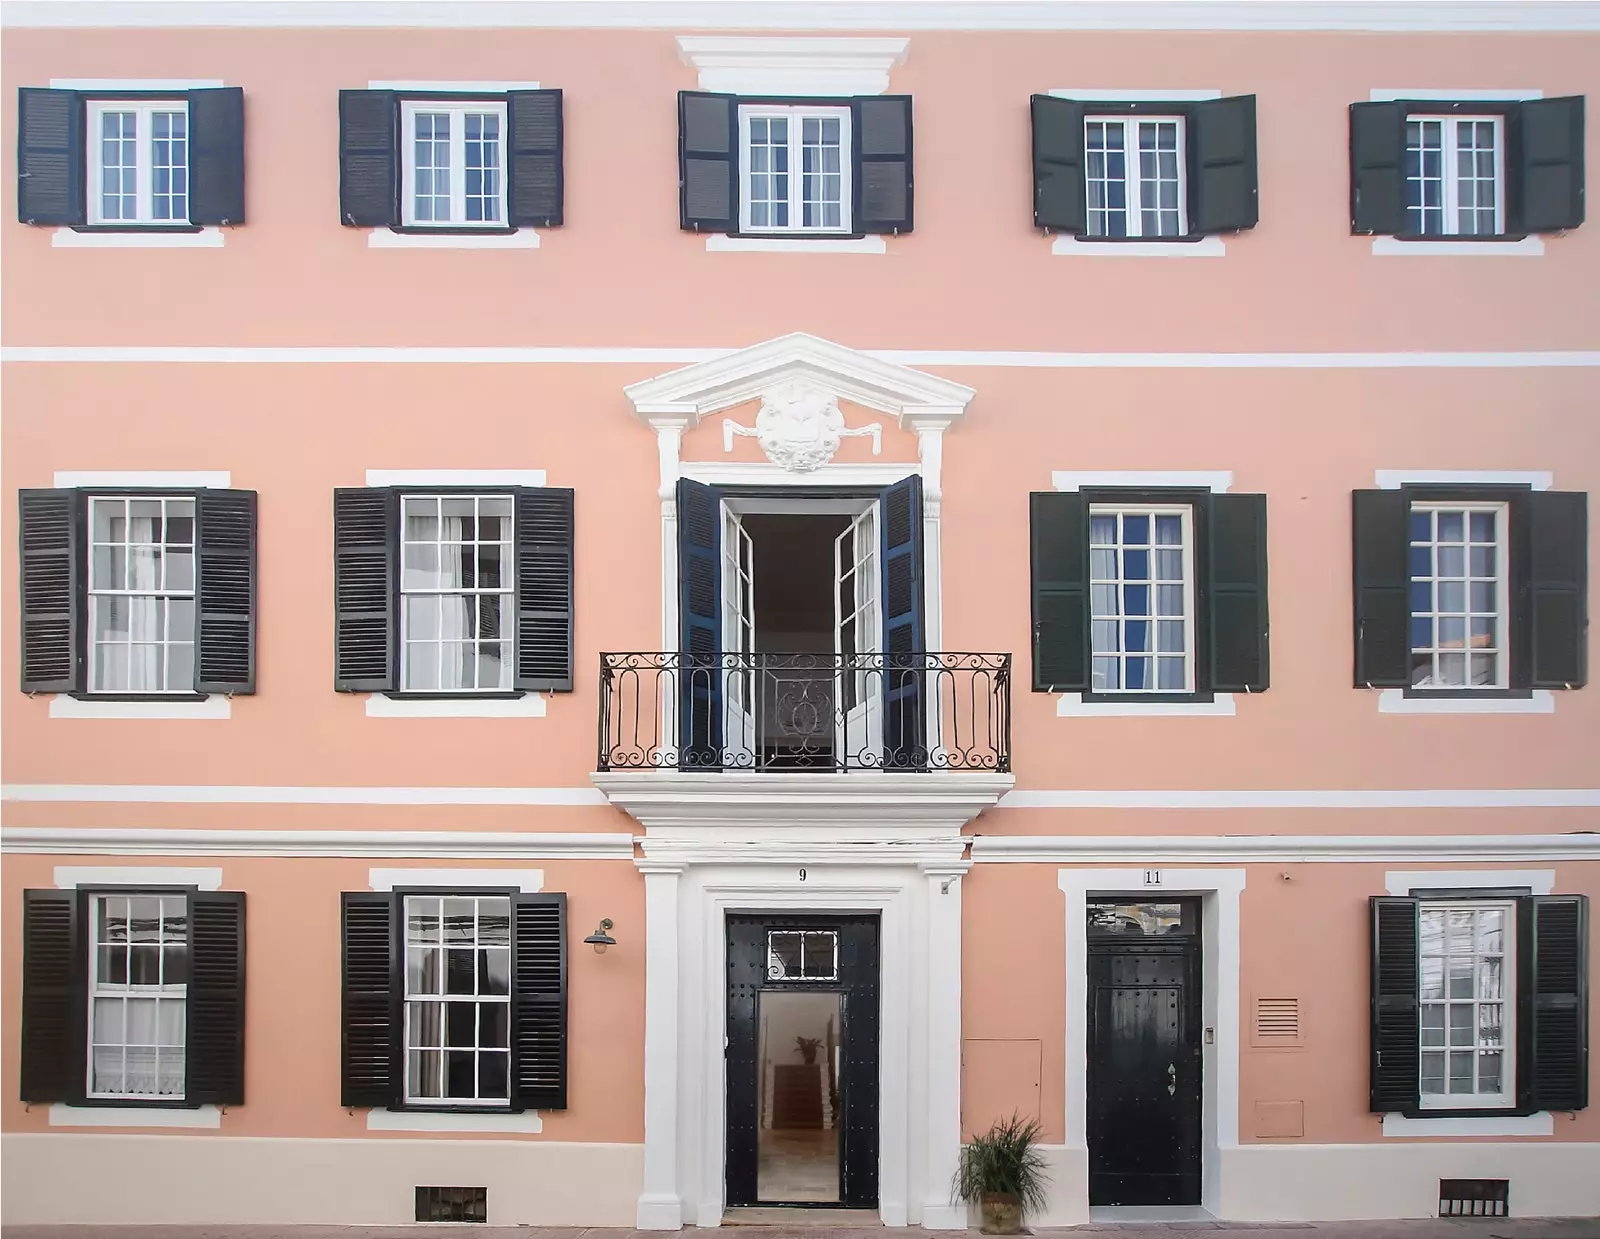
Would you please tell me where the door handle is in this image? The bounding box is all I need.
[1167,1062,1176,1096]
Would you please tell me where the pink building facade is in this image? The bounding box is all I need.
[2,0,1597,1228]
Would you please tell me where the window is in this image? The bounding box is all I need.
[1089,505,1194,692]
[1404,114,1503,237]
[89,893,188,1099]
[87,496,196,694]
[1408,503,1508,689]
[1418,901,1514,1108]
[403,895,511,1106]
[739,105,851,234]
[767,930,839,981]
[401,101,507,227]
[1085,115,1185,238]
[400,494,515,693]
[88,100,189,226]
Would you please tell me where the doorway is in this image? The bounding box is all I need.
[1085,899,1203,1207]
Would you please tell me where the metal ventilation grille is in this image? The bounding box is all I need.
[1440,1179,1508,1218]
[1252,996,1302,1046]
[416,1186,487,1223]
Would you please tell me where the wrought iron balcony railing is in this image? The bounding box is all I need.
[598,651,1011,773]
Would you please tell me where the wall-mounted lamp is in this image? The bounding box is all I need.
[583,918,617,954]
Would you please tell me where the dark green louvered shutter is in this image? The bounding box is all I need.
[507,89,563,227]
[1525,895,1589,1112]
[17,87,84,226]
[186,890,246,1106]
[194,489,257,694]
[679,91,737,232]
[333,488,398,692]
[1189,94,1258,234]
[511,892,567,1111]
[1031,94,1086,234]
[338,89,399,227]
[1352,489,1410,687]
[1030,490,1087,692]
[514,487,575,692]
[853,95,914,234]
[21,889,83,1104]
[1517,96,1585,234]
[1522,490,1588,689]
[18,489,84,694]
[1349,101,1406,235]
[1370,896,1421,1113]
[1207,493,1269,692]
[341,892,399,1108]
[188,87,246,225]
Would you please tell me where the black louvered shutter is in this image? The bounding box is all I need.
[511,892,567,1111]
[195,489,257,694]
[679,91,737,232]
[1030,491,1087,692]
[341,892,399,1108]
[333,488,397,692]
[1349,101,1406,235]
[1352,489,1411,687]
[879,475,925,768]
[507,89,563,227]
[18,488,84,694]
[17,87,84,226]
[338,89,399,227]
[1526,895,1589,1112]
[1517,96,1585,234]
[1370,896,1421,1113]
[677,478,723,767]
[188,87,246,225]
[1031,94,1086,234]
[1189,94,1258,234]
[514,487,574,692]
[853,95,914,234]
[21,889,83,1103]
[1522,490,1588,688]
[186,891,246,1106]
[1207,493,1269,692]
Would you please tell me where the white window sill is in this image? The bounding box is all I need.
[1378,690,1555,715]
[367,1107,542,1133]
[1057,693,1237,717]
[365,694,548,718]
[706,234,886,254]
[53,228,225,249]
[1372,236,1544,257]
[1383,1111,1552,1138]
[1053,236,1226,258]
[48,695,231,720]
[368,230,540,249]
[49,1104,221,1129]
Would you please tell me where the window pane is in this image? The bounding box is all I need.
[409,1000,442,1048]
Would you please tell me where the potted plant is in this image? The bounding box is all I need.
[953,1113,1050,1235]
[795,1035,822,1065]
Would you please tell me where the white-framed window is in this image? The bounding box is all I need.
[400,100,508,227]
[87,99,190,226]
[767,930,839,981]
[738,104,852,234]
[1405,114,1505,237]
[1409,502,1509,689]
[400,494,515,693]
[403,894,511,1106]
[1089,505,1195,692]
[1418,901,1515,1108]
[88,496,196,694]
[1085,115,1186,239]
[88,893,187,1099]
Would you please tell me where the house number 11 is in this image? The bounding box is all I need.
[1144,869,1162,886]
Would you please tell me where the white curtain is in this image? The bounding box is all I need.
[127,512,163,691]
[439,512,473,690]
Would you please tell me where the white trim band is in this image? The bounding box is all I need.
[1374,468,1553,490]
[1385,868,1555,895]
[54,865,223,890]
[3,784,607,806]
[678,35,908,96]
[1369,88,1543,102]
[975,837,1597,863]
[1378,689,1555,714]
[1053,469,1233,492]
[364,468,548,487]
[48,77,225,89]
[1373,237,1544,257]
[369,867,545,891]
[365,694,548,718]
[1382,1111,1554,1137]
[367,229,540,249]
[367,80,541,91]
[1050,87,1222,101]
[706,235,887,253]
[5,828,635,860]
[366,1108,544,1133]
[54,469,231,487]
[49,1104,221,1129]
[1056,693,1237,717]
[1054,236,1226,257]
[52,228,225,249]
[998,788,1600,810]
[48,696,231,720]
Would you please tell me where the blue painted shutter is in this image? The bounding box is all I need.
[853,95,914,234]
[1349,101,1407,235]
[16,87,84,226]
[338,89,399,227]
[679,92,738,232]
[1031,94,1086,234]
[879,476,925,769]
[507,89,563,227]
[187,87,246,225]
[676,478,723,768]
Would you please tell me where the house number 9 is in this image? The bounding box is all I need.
[799,868,807,881]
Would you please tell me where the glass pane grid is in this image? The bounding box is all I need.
[1137,120,1182,237]
[88,496,197,693]
[799,115,843,229]
[404,895,512,1105]
[1407,115,1500,237]
[746,114,791,230]
[1089,507,1190,692]
[1408,505,1503,689]
[1404,118,1445,235]
[99,111,138,221]
[1419,904,1509,1101]
[766,930,839,981]
[1455,118,1498,236]
[150,110,188,221]
[1085,119,1128,238]
[414,112,452,223]
[464,112,501,223]
[90,894,187,1098]
[401,494,515,692]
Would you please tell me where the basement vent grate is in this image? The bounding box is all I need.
[1439,1179,1508,1218]
[416,1186,488,1223]
[1252,996,1302,1045]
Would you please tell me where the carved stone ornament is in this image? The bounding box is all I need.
[722,380,882,472]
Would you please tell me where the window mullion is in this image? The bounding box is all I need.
[789,119,804,229]
[450,112,467,225]
[1442,118,1459,236]
[135,107,154,224]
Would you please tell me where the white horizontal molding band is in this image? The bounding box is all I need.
[1373,236,1544,257]
[365,694,548,718]
[1370,88,1543,101]
[369,867,545,891]
[368,229,540,249]
[1386,868,1555,895]
[2,784,607,805]
[365,468,548,487]
[1000,788,1600,809]
[1382,1111,1553,1137]
[367,80,541,91]
[55,865,223,890]
[1053,236,1226,257]
[1375,468,1553,490]
[3,827,636,860]
[1050,87,1222,101]
[706,235,887,253]
[53,228,225,248]
[49,1104,221,1129]
[49,77,226,89]
[366,1108,544,1133]
[974,834,1600,863]
[678,36,909,96]
[54,469,232,487]
[1057,692,1236,717]
[48,695,230,720]
[1378,689,1554,714]
[1054,469,1232,492]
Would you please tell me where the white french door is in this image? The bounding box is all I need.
[834,503,882,769]
[722,504,757,767]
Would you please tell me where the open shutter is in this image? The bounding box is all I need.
[507,89,563,228]
[679,91,737,232]
[514,486,574,692]
[1370,896,1421,1113]
[1189,94,1258,234]
[333,488,397,692]
[338,89,399,227]
[341,891,399,1108]
[880,475,926,768]
[853,95,914,234]
[187,87,246,225]
[1031,94,1086,234]
[18,488,84,694]
[677,478,723,767]
[21,889,83,1104]
[1526,895,1589,1112]
[512,892,567,1111]
[1523,490,1588,688]
[186,890,246,1106]
[1030,490,1087,691]
[1349,101,1406,235]
[194,489,257,694]
[1352,489,1410,687]
[17,87,84,226]
[1516,96,1584,234]
[1207,492,1269,692]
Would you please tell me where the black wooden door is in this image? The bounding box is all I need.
[1086,904,1202,1206]
[726,914,879,1208]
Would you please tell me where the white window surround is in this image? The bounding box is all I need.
[54,865,223,890]
[48,1102,221,1128]
[54,470,231,488]
[707,234,885,253]
[1375,468,1552,491]
[677,36,908,97]
[367,867,545,892]
[365,469,546,488]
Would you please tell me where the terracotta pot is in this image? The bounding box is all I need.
[980,1192,1023,1235]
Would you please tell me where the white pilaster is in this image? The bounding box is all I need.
[636,862,685,1230]
[920,863,969,1229]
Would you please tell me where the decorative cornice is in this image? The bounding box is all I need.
[637,836,971,867]
[971,833,1600,865]
[677,36,908,96]
[0,827,637,860]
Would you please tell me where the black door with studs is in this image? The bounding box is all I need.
[1086,900,1203,1207]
